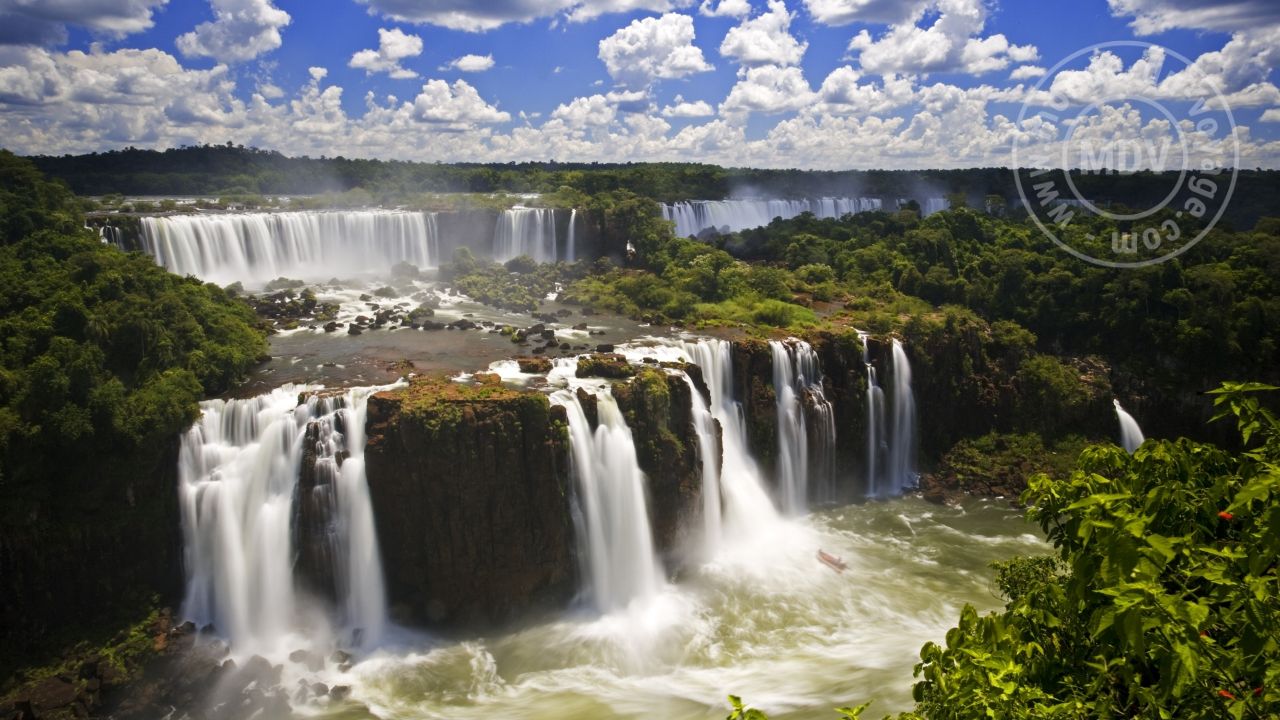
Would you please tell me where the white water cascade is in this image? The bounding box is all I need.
[137,211,440,285]
[859,332,888,497]
[494,207,558,264]
[888,339,918,494]
[177,383,394,653]
[678,339,781,535]
[1114,399,1146,454]
[922,197,949,216]
[566,208,578,263]
[769,340,837,512]
[554,389,664,612]
[662,197,883,237]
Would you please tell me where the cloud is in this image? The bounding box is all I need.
[848,0,1037,76]
[598,13,712,88]
[1025,39,1280,109]
[720,64,815,116]
[350,27,423,79]
[1107,0,1280,35]
[441,53,495,72]
[699,0,750,18]
[354,0,694,32]
[719,0,807,66]
[1260,108,1280,122]
[1009,64,1045,81]
[176,0,290,63]
[800,0,927,25]
[0,0,170,46]
[410,78,510,126]
[662,95,715,116]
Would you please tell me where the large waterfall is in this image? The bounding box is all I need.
[888,339,918,494]
[662,197,883,237]
[678,339,781,537]
[769,340,837,512]
[177,383,394,652]
[138,211,440,285]
[1114,399,1146,454]
[554,388,664,611]
[859,334,917,497]
[494,207,558,264]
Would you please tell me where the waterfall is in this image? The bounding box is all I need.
[177,383,395,652]
[661,197,883,237]
[1114,399,1146,454]
[771,341,809,513]
[676,372,723,555]
[553,389,664,611]
[135,211,439,285]
[769,340,837,512]
[494,207,558,264]
[922,198,949,216]
[678,339,780,534]
[565,208,576,262]
[888,339,918,494]
[859,331,887,497]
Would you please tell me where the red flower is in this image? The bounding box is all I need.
[1218,511,1235,521]
[1254,687,1264,697]
[1218,690,1236,700]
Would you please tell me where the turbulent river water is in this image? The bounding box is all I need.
[200,499,1043,719]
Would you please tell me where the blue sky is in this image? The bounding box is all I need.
[0,0,1276,168]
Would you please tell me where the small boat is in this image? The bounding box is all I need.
[817,549,848,573]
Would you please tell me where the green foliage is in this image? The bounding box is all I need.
[905,383,1280,719]
[0,155,266,515]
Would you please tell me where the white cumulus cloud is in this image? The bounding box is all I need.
[442,53,495,72]
[176,0,291,63]
[720,0,807,66]
[350,27,423,79]
[354,0,695,32]
[699,0,751,18]
[598,13,713,88]
[847,0,1037,76]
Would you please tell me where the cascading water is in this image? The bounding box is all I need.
[136,211,440,285]
[178,383,395,652]
[678,339,780,535]
[888,339,918,494]
[769,340,837,512]
[566,208,577,263]
[553,388,664,611]
[662,197,883,237]
[1114,399,1146,454]
[922,198,949,216]
[677,371,724,555]
[859,331,888,497]
[493,207,558,264]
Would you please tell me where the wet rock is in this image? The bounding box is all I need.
[527,324,545,336]
[516,357,552,374]
[310,682,329,698]
[288,649,324,672]
[540,329,556,340]
[364,378,574,626]
[572,323,588,331]
[329,686,351,702]
[556,309,572,317]
[347,326,362,336]
[323,322,340,332]
[576,353,633,379]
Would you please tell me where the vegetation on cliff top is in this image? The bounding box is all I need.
[0,152,267,507]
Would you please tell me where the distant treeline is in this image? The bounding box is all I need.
[25,144,1280,228]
